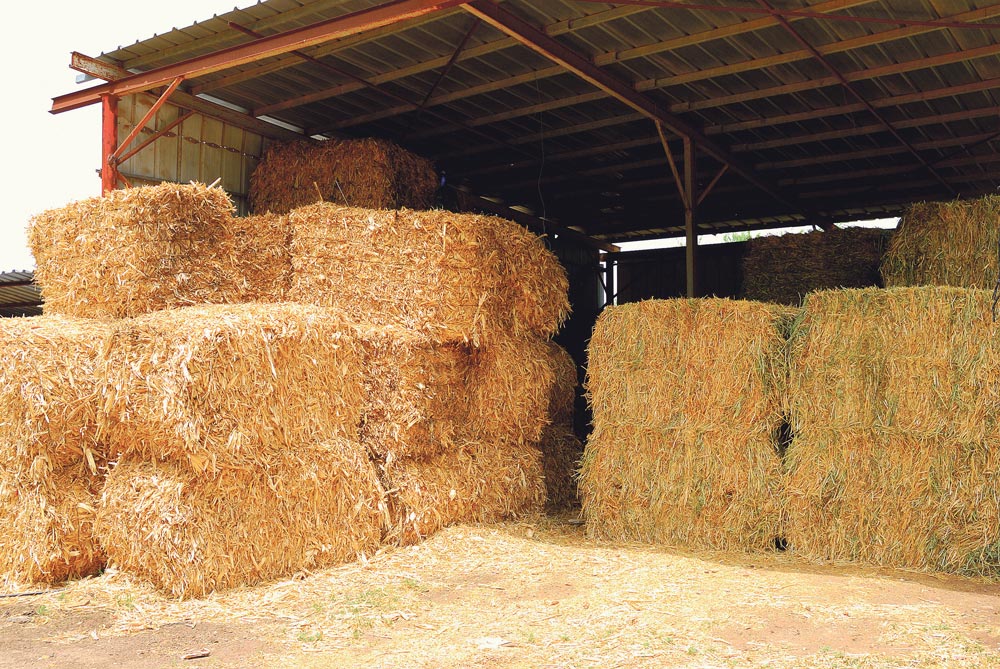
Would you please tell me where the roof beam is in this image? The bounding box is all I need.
[51,0,467,114]
[69,52,307,142]
[460,0,799,212]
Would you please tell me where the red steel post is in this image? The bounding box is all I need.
[101,94,119,194]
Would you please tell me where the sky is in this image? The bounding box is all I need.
[0,1,243,271]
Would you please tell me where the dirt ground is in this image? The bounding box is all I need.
[3,517,1000,668]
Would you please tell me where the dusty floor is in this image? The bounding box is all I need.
[3,517,1000,668]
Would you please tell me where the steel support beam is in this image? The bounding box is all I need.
[52,0,467,114]
[683,137,697,298]
[101,95,119,194]
[462,0,801,215]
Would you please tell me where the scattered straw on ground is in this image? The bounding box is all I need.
[4,520,1000,668]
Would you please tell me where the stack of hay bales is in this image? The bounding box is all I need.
[786,286,1000,574]
[537,340,583,510]
[95,304,385,598]
[17,178,572,595]
[249,138,438,214]
[881,195,1000,289]
[0,317,112,586]
[742,227,889,305]
[580,299,790,551]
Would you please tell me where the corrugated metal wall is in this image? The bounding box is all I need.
[116,95,266,213]
[614,242,747,303]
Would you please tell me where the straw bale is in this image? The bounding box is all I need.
[543,340,577,424]
[743,227,889,305]
[28,182,244,319]
[539,426,582,511]
[249,138,438,215]
[0,316,112,477]
[580,299,790,551]
[383,440,545,546]
[98,303,363,472]
[359,329,475,461]
[230,211,291,302]
[95,440,385,598]
[287,203,569,344]
[786,286,1000,573]
[0,464,104,586]
[881,195,1000,289]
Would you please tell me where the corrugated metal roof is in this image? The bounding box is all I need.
[92,0,1000,241]
[0,271,42,317]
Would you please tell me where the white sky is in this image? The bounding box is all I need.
[0,1,243,271]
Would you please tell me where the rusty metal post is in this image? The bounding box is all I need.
[684,136,698,298]
[101,94,119,194]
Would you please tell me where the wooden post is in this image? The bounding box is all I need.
[684,136,698,298]
[100,94,119,194]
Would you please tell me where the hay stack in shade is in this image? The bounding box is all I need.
[249,138,438,215]
[382,439,544,546]
[537,340,582,510]
[786,286,1000,574]
[580,299,790,551]
[28,183,246,319]
[0,466,103,587]
[881,196,1000,289]
[96,440,386,598]
[743,227,890,305]
[0,316,112,585]
[287,203,569,345]
[98,303,363,473]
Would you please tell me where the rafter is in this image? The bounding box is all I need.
[52,0,467,114]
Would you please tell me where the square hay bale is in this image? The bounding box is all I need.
[28,182,245,319]
[742,227,890,306]
[231,211,291,302]
[382,439,544,546]
[539,425,583,511]
[881,196,1000,289]
[786,286,1000,573]
[359,328,476,461]
[0,316,111,476]
[287,203,569,344]
[99,304,363,472]
[0,465,103,587]
[95,440,386,598]
[249,138,438,215]
[541,340,577,426]
[580,298,790,551]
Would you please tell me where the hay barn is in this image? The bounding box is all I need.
[13,0,1000,592]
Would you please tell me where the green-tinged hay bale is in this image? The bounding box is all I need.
[95,440,386,598]
[99,304,363,473]
[0,316,112,477]
[287,203,569,344]
[383,440,545,546]
[0,465,104,587]
[539,425,583,511]
[786,286,1000,573]
[359,328,475,461]
[28,182,243,318]
[882,196,1000,289]
[743,227,890,305]
[249,138,438,215]
[580,298,791,551]
[231,211,291,302]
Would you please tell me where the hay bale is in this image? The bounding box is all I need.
[359,329,475,461]
[539,426,582,511]
[231,211,291,302]
[95,440,386,598]
[743,227,890,305]
[287,203,569,344]
[786,286,1000,574]
[0,465,103,587]
[580,299,790,551]
[383,439,544,546]
[542,340,577,425]
[249,138,438,215]
[882,196,1000,289]
[0,316,111,477]
[99,303,363,473]
[28,183,246,319]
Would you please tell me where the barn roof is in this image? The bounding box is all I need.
[55,0,1000,242]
